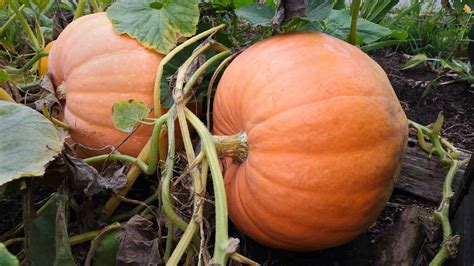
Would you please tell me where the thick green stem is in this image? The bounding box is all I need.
[84,114,167,175]
[167,105,203,265]
[153,24,225,117]
[161,113,188,230]
[5,51,48,74]
[0,4,25,36]
[429,160,461,266]
[164,223,175,263]
[90,0,101,12]
[185,108,232,265]
[183,50,231,99]
[214,132,249,163]
[73,0,88,20]
[348,0,361,45]
[6,0,41,51]
[409,117,463,265]
[206,55,234,128]
[84,154,149,172]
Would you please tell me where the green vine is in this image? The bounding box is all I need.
[409,113,469,265]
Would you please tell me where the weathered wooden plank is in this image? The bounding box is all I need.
[396,138,471,203]
[373,206,428,266]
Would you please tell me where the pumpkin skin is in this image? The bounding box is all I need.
[39,41,55,76]
[48,12,196,157]
[213,32,408,251]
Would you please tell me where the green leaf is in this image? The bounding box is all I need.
[390,30,408,40]
[107,0,199,54]
[441,59,471,74]
[282,16,311,32]
[360,0,399,23]
[91,225,121,266]
[30,193,75,266]
[0,69,9,82]
[0,243,19,266]
[32,0,49,11]
[0,101,63,186]
[112,99,150,134]
[361,39,406,52]
[307,0,332,21]
[53,200,75,266]
[326,9,392,44]
[235,3,275,27]
[401,54,429,70]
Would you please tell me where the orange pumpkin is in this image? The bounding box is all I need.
[39,41,55,76]
[48,12,196,157]
[213,32,408,251]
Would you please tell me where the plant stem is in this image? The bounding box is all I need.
[214,132,248,162]
[104,141,151,216]
[185,108,232,265]
[73,0,88,20]
[348,0,361,45]
[230,252,260,265]
[90,0,101,12]
[206,54,234,128]
[164,223,175,263]
[161,113,188,230]
[3,238,23,247]
[41,104,70,130]
[6,0,41,51]
[103,113,167,216]
[0,88,15,103]
[409,117,464,265]
[69,229,102,246]
[0,4,25,36]
[167,105,203,264]
[430,160,461,266]
[153,24,225,118]
[183,50,231,98]
[111,192,159,222]
[5,51,48,74]
[84,154,149,172]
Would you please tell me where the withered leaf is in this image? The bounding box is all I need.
[116,215,161,266]
[63,151,127,196]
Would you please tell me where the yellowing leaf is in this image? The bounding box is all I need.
[111,99,150,134]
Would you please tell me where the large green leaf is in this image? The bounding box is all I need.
[0,243,18,266]
[30,193,75,266]
[0,101,63,186]
[235,3,275,27]
[107,0,199,54]
[307,0,332,21]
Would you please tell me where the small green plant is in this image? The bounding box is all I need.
[384,0,473,58]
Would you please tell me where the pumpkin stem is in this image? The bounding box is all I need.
[214,132,249,163]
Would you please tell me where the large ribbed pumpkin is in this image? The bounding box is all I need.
[213,32,408,251]
[48,12,165,157]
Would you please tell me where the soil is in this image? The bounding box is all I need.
[0,51,472,265]
[372,51,474,151]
